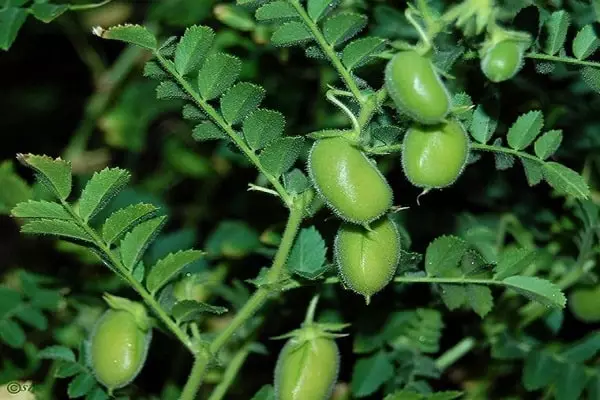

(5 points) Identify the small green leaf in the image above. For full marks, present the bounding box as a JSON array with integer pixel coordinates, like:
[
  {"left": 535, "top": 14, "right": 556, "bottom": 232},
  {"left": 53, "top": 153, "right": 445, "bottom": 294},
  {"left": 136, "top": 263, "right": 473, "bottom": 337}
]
[
  {"left": 581, "top": 66, "right": 600, "bottom": 94},
  {"left": 534, "top": 130, "right": 562, "bottom": 160},
  {"left": 12, "top": 200, "right": 71, "bottom": 220},
  {"left": 283, "top": 169, "right": 310, "bottom": 194},
  {"left": 85, "top": 387, "right": 109, "bottom": 400},
  {"left": 119, "top": 216, "right": 167, "bottom": 270},
  {"left": 523, "top": 350, "right": 560, "bottom": 390},
  {"left": 307, "top": 0, "right": 339, "bottom": 22},
  {"left": 15, "top": 306, "right": 47, "bottom": 329},
  {"left": 172, "top": 300, "right": 228, "bottom": 324},
  {"left": 243, "top": 109, "right": 285, "bottom": 150},
  {"left": 255, "top": 1, "right": 298, "bottom": 22},
  {"left": 205, "top": 220, "right": 260, "bottom": 258},
  {"left": 342, "top": 37, "right": 386, "bottom": 70},
  {"left": 0, "top": 161, "right": 32, "bottom": 213},
  {"left": 502, "top": 276, "right": 566, "bottom": 308},
  {"left": 146, "top": 250, "right": 204, "bottom": 294},
  {"left": 351, "top": 351, "right": 395, "bottom": 397},
  {"left": 78, "top": 168, "right": 130, "bottom": 221},
  {"left": 67, "top": 371, "right": 96, "bottom": 398},
  {"left": 182, "top": 104, "right": 204, "bottom": 122},
  {"left": 38, "top": 345, "right": 76, "bottom": 362},
  {"left": 221, "top": 82, "right": 266, "bottom": 125},
  {"left": 439, "top": 284, "right": 467, "bottom": 310},
  {"left": 0, "top": 320, "right": 25, "bottom": 348},
  {"left": 251, "top": 385, "right": 275, "bottom": 400},
  {"left": 494, "top": 248, "right": 537, "bottom": 280},
  {"left": 542, "top": 162, "right": 590, "bottom": 199},
  {"left": 287, "top": 226, "right": 327, "bottom": 279},
  {"left": 94, "top": 24, "right": 157, "bottom": 50},
  {"left": 469, "top": 104, "right": 498, "bottom": 144},
  {"left": 323, "top": 12, "right": 367, "bottom": 47},
  {"left": 17, "top": 153, "right": 72, "bottom": 200},
  {"left": 21, "top": 219, "right": 94, "bottom": 243},
  {"left": 192, "top": 121, "right": 227, "bottom": 141},
  {"left": 554, "top": 363, "right": 588, "bottom": 400},
  {"left": 143, "top": 60, "right": 167, "bottom": 80},
  {"left": 572, "top": 25, "right": 600, "bottom": 60},
  {"left": 543, "top": 10, "right": 570, "bottom": 55},
  {"left": 466, "top": 284, "right": 493, "bottom": 317},
  {"left": 29, "top": 3, "right": 68, "bottom": 23},
  {"left": 174, "top": 25, "right": 214, "bottom": 76},
  {"left": 271, "top": 21, "right": 313, "bottom": 47},
  {"left": 156, "top": 80, "right": 189, "bottom": 100},
  {"left": 425, "top": 236, "right": 468, "bottom": 277},
  {"left": 560, "top": 332, "right": 600, "bottom": 363},
  {"left": 102, "top": 203, "right": 159, "bottom": 245},
  {"left": 197, "top": 52, "right": 241, "bottom": 100},
  {"left": 258, "top": 136, "right": 305, "bottom": 178},
  {"left": 494, "top": 151, "right": 515, "bottom": 170},
  {"left": 55, "top": 362, "right": 81, "bottom": 378},
  {"left": 0, "top": 7, "right": 27, "bottom": 51},
  {"left": 520, "top": 158, "right": 544, "bottom": 186},
  {"left": 507, "top": 110, "right": 544, "bottom": 150}
]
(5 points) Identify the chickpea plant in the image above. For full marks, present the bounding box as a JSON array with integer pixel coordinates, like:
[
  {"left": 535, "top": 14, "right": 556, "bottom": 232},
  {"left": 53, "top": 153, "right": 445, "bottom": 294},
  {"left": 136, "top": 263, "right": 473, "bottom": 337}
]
[{"left": 3, "top": 0, "right": 600, "bottom": 399}]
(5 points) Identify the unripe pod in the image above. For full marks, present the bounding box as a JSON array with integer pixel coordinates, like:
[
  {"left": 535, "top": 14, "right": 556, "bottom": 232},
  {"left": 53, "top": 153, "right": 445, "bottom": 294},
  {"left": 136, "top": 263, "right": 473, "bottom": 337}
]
[
  {"left": 274, "top": 327, "right": 340, "bottom": 400},
  {"left": 385, "top": 50, "right": 451, "bottom": 124},
  {"left": 308, "top": 136, "right": 393, "bottom": 224},
  {"left": 569, "top": 287, "right": 600, "bottom": 323},
  {"left": 335, "top": 216, "right": 401, "bottom": 302},
  {"left": 88, "top": 309, "right": 152, "bottom": 392},
  {"left": 480, "top": 40, "right": 524, "bottom": 82},
  {"left": 402, "top": 119, "right": 470, "bottom": 189}
]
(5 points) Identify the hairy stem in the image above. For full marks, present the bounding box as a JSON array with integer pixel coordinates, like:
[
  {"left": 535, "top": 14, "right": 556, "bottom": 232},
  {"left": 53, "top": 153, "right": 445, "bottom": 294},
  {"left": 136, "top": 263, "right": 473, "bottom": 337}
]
[
  {"left": 287, "top": 0, "right": 364, "bottom": 103},
  {"left": 58, "top": 199, "right": 194, "bottom": 352},
  {"left": 435, "top": 337, "right": 476, "bottom": 371},
  {"left": 206, "top": 343, "right": 252, "bottom": 400},
  {"left": 179, "top": 202, "right": 305, "bottom": 400},
  {"left": 154, "top": 53, "right": 293, "bottom": 207},
  {"left": 470, "top": 142, "right": 542, "bottom": 163},
  {"left": 526, "top": 52, "right": 600, "bottom": 69}
]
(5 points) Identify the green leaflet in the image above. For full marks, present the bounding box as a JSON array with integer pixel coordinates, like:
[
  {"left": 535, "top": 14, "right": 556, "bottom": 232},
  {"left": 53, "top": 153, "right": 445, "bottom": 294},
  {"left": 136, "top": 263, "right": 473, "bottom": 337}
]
[
  {"left": 93, "top": 24, "right": 157, "bottom": 50},
  {"left": 287, "top": 226, "right": 327, "bottom": 279},
  {"left": 78, "top": 168, "right": 131, "bottom": 221},
  {"left": 174, "top": 25, "right": 214, "bottom": 76},
  {"left": 243, "top": 109, "right": 285, "bottom": 150},
  {"left": 17, "top": 154, "right": 72, "bottom": 200},
  {"left": 102, "top": 203, "right": 160, "bottom": 245},
  {"left": 119, "top": 216, "right": 167, "bottom": 270},
  {"left": 197, "top": 52, "right": 241, "bottom": 100},
  {"left": 146, "top": 249, "right": 204, "bottom": 294}
]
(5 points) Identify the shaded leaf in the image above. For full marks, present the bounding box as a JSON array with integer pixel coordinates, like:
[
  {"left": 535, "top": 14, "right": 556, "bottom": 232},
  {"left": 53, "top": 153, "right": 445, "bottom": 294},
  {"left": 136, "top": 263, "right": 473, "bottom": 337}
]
[
  {"left": 192, "top": 121, "right": 227, "bottom": 141},
  {"left": 206, "top": 220, "right": 261, "bottom": 258},
  {"left": 17, "top": 153, "right": 71, "bottom": 200},
  {"left": 174, "top": 25, "right": 214, "bottom": 76},
  {"left": 581, "top": 66, "right": 600, "bottom": 94},
  {"left": 506, "top": 111, "right": 544, "bottom": 150},
  {"left": 119, "top": 216, "right": 167, "bottom": 270},
  {"left": 243, "top": 109, "right": 285, "bottom": 150},
  {"left": 523, "top": 350, "right": 560, "bottom": 390},
  {"left": 172, "top": 300, "right": 227, "bottom": 324},
  {"left": 258, "top": 136, "right": 305, "bottom": 178},
  {"left": 94, "top": 24, "right": 157, "bottom": 50},
  {"left": 0, "top": 7, "right": 27, "bottom": 50},
  {"left": 466, "top": 284, "right": 493, "bottom": 317},
  {"left": 21, "top": 219, "right": 94, "bottom": 243},
  {"left": 221, "top": 82, "right": 266, "bottom": 125},
  {"left": 288, "top": 227, "right": 327, "bottom": 279},
  {"left": 520, "top": 158, "right": 544, "bottom": 186},
  {"left": 156, "top": 80, "right": 188, "bottom": 100},
  {"left": 146, "top": 250, "right": 204, "bottom": 294},
  {"left": 102, "top": 203, "right": 159, "bottom": 245},
  {"left": 29, "top": 3, "right": 68, "bottom": 23},
  {"left": 0, "top": 320, "right": 26, "bottom": 348},
  {"left": 342, "top": 37, "right": 386, "bottom": 70},
  {"left": 469, "top": 104, "right": 498, "bottom": 144},
  {"left": 554, "top": 363, "right": 588, "bottom": 400},
  {"left": 12, "top": 200, "right": 70, "bottom": 220},
  {"left": 542, "top": 162, "right": 589, "bottom": 199},
  {"left": 78, "top": 168, "right": 130, "bottom": 221},
  {"left": 351, "top": 351, "right": 394, "bottom": 397}
]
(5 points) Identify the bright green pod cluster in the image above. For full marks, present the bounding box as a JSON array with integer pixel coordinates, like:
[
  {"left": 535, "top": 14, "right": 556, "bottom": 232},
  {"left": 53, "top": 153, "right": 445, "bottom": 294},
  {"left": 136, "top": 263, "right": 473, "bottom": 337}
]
[
  {"left": 335, "top": 216, "right": 401, "bottom": 303},
  {"left": 308, "top": 136, "right": 393, "bottom": 224},
  {"left": 480, "top": 40, "right": 524, "bottom": 82},
  {"left": 385, "top": 50, "right": 451, "bottom": 124},
  {"left": 88, "top": 309, "right": 152, "bottom": 392},
  {"left": 274, "top": 326, "right": 340, "bottom": 400},
  {"left": 402, "top": 119, "right": 470, "bottom": 189}
]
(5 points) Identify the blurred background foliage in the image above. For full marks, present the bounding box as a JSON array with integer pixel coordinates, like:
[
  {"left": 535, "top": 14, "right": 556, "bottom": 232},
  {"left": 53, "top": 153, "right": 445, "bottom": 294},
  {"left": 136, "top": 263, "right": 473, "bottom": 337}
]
[{"left": 1, "top": 0, "right": 600, "bottom": 399}]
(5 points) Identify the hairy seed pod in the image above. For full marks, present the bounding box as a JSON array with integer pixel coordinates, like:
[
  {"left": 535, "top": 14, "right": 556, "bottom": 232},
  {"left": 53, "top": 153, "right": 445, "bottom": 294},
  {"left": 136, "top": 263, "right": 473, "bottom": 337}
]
[
  {"left": 274, "top": 328, "right": 340, "bottom": 400},
  {"left": 335, "top": 216, "right": 401, "bottom": 302},
  {"left": 402, "top": 119, "right": 470, "bottom": 189},
  {"left": 88, "top": 309, "right": 152, "bottom": 392},
  {"left": 385, "top": 50, "right": 451, "bottom": 124},
  {"left": 308, "top": 136, "right": 393, "bottom": 224},
  {"left": 480, "top": 40, "right": 524, "bottom": 82}
]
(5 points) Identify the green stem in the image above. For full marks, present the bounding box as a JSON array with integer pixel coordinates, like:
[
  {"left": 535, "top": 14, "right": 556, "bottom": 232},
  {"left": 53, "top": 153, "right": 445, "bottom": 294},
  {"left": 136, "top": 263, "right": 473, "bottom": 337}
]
[
  {"left": 206, "top": 343, "right": 252, "bottom": 400},
  {"left": 470, "top": 143, "right": 542, "bottom": 163},
  {"left": 435, "top": 337, "right": 476, "bottom": 371},
  {"left": 303, "top": 294, "right": 320, "bottom": 325},
  {"left": 179, "top": 202, "right": 305, "bottom": 400},
  {"left": 287, "top": 0, "right": 364, "bottom": 103},
  {"left": 324, "top": 275, "right": 530, "bottom": 291},
  {"left": 154, "top": 53, "right": 293, "bottom": 207},
  {"left": 526, "top": 52, "right": 600, "bottom": 69},
  {"left": 58, "top": 199, "right": 193, "bottom": 352}
]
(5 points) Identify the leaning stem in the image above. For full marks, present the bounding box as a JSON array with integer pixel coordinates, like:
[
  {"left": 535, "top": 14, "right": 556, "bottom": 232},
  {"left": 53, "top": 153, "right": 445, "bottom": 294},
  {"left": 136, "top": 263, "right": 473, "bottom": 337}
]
[
  {"left": 435, "top": 337, "right": 476, "bottom": 371},
  {"left": 287, "top": 0, "right": 364, "bottom": 103},
  {"left": 179, "top": 202, "right": 305, "bottom": 400},
  {"left": 154, "top": 53, "right": 292, "bottom": 207},
  {"left": 58, "top": 199, "right": 194, "bottom": 352}
]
